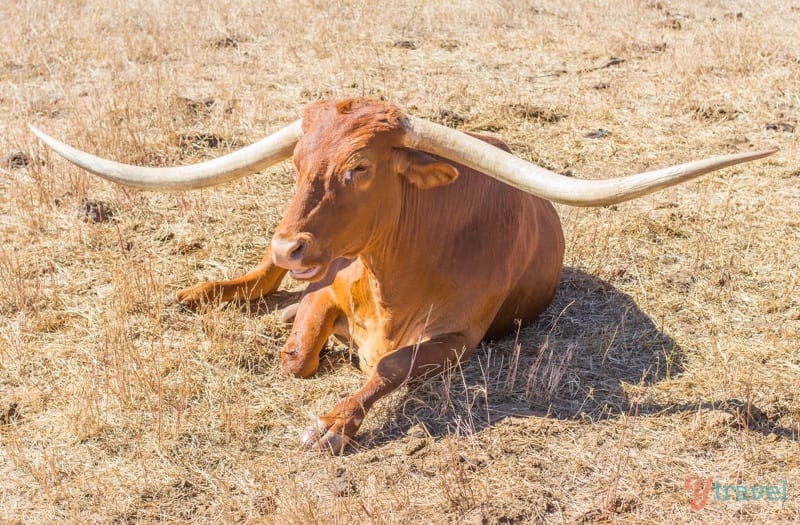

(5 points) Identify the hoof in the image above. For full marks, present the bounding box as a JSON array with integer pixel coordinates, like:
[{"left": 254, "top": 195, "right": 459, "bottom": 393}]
[
  {"left": 301, "top": 419, "right": 350, "bottom": 454},
  {"left": 176, "top": 282, "right": 217, "bottom": 311},
  {"left": 281, "top": 302, "right": 299, "bottom": 324}
]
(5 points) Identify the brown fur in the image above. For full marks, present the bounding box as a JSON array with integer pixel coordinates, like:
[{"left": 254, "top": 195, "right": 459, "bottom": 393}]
[{"left": 177, "top": 98, "right": 564, "bottom": 451}]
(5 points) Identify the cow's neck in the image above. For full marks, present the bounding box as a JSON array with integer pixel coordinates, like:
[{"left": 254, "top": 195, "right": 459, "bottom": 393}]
[{"left": 358, "top": 179, "right": 482, "bottom": 311}]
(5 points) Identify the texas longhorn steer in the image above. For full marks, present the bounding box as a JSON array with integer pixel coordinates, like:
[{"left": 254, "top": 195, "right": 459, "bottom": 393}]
[{"left": 32, "top": 98, "right": 775, "bottom": 452}]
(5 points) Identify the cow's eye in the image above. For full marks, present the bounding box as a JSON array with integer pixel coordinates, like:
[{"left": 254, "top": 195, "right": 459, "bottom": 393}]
[{"left": 342, "top": 165, "right": 368, "bottom": 185}]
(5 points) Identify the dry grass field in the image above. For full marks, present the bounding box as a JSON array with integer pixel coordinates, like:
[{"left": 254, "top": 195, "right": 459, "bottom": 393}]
[{"left": 1, "top": 0, "right": 799, "bottom": 523}]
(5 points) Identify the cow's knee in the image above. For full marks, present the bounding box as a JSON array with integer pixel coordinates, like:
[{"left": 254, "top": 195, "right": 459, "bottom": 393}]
[
  {"left": 278, "top": 291, "right": 338, "bottom": 378},
  {"left": 280, "top": 340, "right": 320, "bottom": 378}
]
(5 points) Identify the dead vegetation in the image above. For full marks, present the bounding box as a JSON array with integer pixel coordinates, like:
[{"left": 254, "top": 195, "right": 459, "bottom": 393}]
[{"left": 1, "top": 0, "right": 798, "bottom": 523}]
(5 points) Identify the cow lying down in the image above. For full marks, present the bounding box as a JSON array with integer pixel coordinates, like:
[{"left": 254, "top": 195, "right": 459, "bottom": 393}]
[{"left": 31, "top": 98, "right": 775, "bottom": 452}]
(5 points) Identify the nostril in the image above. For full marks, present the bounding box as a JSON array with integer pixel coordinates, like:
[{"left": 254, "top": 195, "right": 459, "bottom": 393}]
[
  {"left": 272, "top": 235, "right": 313, "bottom": 268},
  {"left": 289, "top": 240, "right": 305, "bottom": 260}
]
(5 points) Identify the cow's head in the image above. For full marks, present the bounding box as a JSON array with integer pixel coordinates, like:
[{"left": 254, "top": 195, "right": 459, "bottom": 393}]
[{"left": 270, "top": 99, "right": 459, "bottom": 280}]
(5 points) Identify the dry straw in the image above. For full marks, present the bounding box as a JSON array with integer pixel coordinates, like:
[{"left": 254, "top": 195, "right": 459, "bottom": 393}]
[{"left": 1, "top": 0, "right": 798, "bottom": 523}]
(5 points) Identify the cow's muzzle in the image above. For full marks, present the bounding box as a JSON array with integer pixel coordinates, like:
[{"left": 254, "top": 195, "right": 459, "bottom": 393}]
[{"left": 271, "top": 234, "right": 325, "bottom": 280}]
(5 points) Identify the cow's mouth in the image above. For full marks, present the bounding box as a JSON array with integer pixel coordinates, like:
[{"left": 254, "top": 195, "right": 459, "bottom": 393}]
[{"left": 289, "top": 265, "right": 322, "bottom": 280}]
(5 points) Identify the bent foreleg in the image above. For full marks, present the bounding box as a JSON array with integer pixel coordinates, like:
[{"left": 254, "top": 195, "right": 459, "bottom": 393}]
[
  {"left": 177, "top": 246, "right": 287, "bottom": 309},
  {"left": 302, "top": 333, "right": 474, "bottom": 453}
]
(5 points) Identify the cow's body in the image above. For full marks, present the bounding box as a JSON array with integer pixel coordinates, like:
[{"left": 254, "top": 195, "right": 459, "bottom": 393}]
[
  {"left": 177, "top": 99, "right": 564, "bottom": 450},
  {"left": 285, "top": 147, "right": 564, "bottom": 375},
  {"left": 35, "top": 96, "right": 774, "bottom": 452}
]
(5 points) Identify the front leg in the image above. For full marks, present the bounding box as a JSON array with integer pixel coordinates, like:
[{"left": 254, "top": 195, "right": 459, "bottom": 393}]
[
  {"left": 280, "top": 288, "right": 340, "bottom": 378},
  {"left": 177, "top": 246, "right": 287, "bottom": 309},
  {"left": 302, "top": 333, "right": 473, "bottom": 453}
]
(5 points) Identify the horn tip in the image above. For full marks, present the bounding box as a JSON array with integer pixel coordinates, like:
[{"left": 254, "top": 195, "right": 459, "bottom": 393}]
[
  {"left": 28, "top": 124, "right": 59, "bottom": 147},
  {"left": 28, "top": 123, "right": 45, "bottom": 137},
  {"left": 738, "top": 148, "right": 778, "bottom": 161}
]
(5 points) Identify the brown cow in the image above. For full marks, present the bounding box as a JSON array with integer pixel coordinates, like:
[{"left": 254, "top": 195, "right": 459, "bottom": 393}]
[{"left": 31, "top": 98, "right": 775, "bottom": 452}]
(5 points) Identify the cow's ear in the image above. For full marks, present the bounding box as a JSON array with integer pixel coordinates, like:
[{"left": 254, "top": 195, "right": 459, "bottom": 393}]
[{"left": 395, "top": 149, "right": 459, "bottom": 189}]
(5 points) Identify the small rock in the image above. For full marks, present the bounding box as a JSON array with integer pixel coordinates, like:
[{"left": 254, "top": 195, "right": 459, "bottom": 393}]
[
  {"left": 723, "top": 12, "right": 744, "bottom": 20},
  {"left": 601, "top": 56, "right": 626, "bottom": 68},
  {"left": 211, "top": 36, "right": 239, "bottom": 49},
  {"left": 765, "top": 122, "right": 794, "bottom": 133},
  {"left": 4, "top": 152, "right": 31, "bottom": 169},
  {"left": 392, "top": 40, "right": 417, "bottom": 50},
  {"left": 584, "top": 129, "right": 610, "bottom": 139},
  {"left": 83, "top": 200, "right": 112, "bottom": 223}
]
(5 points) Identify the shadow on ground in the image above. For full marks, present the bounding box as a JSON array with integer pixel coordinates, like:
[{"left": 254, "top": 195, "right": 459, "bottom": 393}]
[{"left": 355, "top": 267, "right": 794, "bottom": 448}]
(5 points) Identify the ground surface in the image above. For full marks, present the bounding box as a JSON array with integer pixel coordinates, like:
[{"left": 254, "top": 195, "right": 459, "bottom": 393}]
[{"left": 1, "top": 1, "right": 799, "bottom": 523}]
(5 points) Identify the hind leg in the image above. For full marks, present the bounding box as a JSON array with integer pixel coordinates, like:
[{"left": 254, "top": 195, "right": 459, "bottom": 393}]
[
  {"left": 487, "top": 203, "right": 564, "bottom": 339},
  {"left": 177, "top": 247, "right": 287, "bottom": 310}
]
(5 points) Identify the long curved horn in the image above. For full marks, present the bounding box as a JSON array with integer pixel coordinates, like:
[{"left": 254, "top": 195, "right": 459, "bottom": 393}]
[
  {"left": 29, "top": 120, "right": 303, "bottom": 191},
  {"left": 402, "top": 116, "right": 776, "bottom": 206}
]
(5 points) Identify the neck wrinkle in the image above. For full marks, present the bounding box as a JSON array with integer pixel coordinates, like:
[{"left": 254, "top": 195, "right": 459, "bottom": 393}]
[{"left": 360, "top": 178, "right": 473, "bottom": 312}]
